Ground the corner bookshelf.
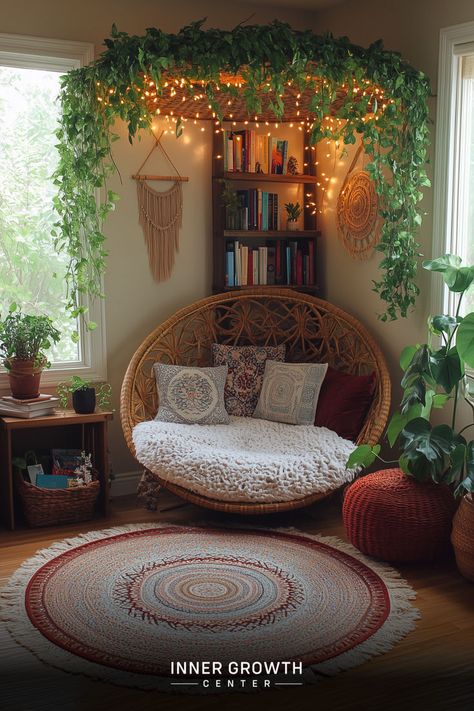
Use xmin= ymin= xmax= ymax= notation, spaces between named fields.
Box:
xmin=212 ymin=123 xmax=322 ymax=296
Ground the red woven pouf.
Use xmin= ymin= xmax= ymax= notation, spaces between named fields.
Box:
xmin=343 ymin=468 xmax=456 ymax=562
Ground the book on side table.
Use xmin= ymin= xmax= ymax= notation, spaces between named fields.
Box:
xmin=0 ymin=394 xmax=59 ymax=418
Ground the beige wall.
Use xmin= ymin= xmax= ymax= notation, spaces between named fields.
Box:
xmin=3 ymin=0 xmax=474 ymax=474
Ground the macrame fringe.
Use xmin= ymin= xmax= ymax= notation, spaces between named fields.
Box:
xmin=0 ymin=523 xmax=419 ymax=694
xmin=136 ymin=180 xmax=182 ymax=282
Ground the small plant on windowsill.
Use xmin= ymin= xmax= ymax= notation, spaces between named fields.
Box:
xmin=0 ymin=305 xmax=60 ymax=400
xmin=285 ymin=202 xmax=302 ymax=231
xmin=57 ymin=376 xmax=112 ymax=414
xmin=346 ymin=254 xmax=474 ymax=578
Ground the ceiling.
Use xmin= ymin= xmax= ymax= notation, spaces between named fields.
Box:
xmin=243 ymin=0 xmax=345 ymax=10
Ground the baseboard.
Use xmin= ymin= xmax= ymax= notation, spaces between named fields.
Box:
xmin=110 ymin=470 xmax=142 ymax=498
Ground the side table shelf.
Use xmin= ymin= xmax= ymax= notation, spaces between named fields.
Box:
xmin=0 ymin=410 xmax=113 ymax=530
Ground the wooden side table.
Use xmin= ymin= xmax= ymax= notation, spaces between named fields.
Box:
xmin=0 ymin=410 xmax=113 ymax=530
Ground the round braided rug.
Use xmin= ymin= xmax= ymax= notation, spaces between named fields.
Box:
xmin=1 ymin=524 xmax=418 ymax=691
xmin=336 ymin=170 xmax=380 ymax=259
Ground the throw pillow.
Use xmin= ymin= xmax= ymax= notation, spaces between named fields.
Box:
xmin=153 ymin=363 xmax=229 ymax=425
xmin=212 ymin=343 xmax=286 ymax=416
xmin=314 ymin=367 xmax=376 ymax=441
xmin=253 ymin=360 xmax=328 ymax=425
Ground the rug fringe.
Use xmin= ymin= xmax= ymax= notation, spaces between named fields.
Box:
xmin=0 ymin=522 xmax=419 ymax=693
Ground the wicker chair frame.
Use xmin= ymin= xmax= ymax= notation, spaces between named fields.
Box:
xmin=121 ymin=288 xmax=391 ymax=514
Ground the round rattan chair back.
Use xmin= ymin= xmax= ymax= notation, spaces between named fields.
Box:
xmin=121 ymin=288 xmax=391 ymax=513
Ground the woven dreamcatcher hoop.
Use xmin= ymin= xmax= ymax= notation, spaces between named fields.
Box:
xmin=132 ymin=132 xmax=188 ymax=282
xmin=336 ymin=145 xmax=380 ymax=260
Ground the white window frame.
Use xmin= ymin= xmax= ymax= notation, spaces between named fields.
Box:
xmin=0 ymin=34 xmax=107 ymax=389
xmin=433 ymin=21 xmax=474 ymax=316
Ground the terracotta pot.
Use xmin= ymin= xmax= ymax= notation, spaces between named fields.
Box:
xmin=72 ymin=387 xmax=96 ymax=414
xmin=6 ymin=358 xmax=44 ymax=399
xmin=451 ymin=494 xmax=474 ymax=582
xmin=343 ymin=468 xmax=457 ymax=562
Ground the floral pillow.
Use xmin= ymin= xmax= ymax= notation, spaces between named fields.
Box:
xmin=212 ymin=344 xmax=286 ymax=416
xmin=153 ymin=363 xmax=229 ymax=425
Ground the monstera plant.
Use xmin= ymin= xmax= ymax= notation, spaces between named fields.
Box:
xmin=348 ymin=254 xmax=474 ymax=497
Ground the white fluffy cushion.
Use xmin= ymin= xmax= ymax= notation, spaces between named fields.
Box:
xmin=133 ymin=416 xmax=355 ymax=503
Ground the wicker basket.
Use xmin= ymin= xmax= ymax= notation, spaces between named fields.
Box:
xmin=343 ymin=468 xmax=457 ymax=563
xmin=17 ymin=476 xmax=100 ymax=528
xmin=451 ymin=494 xmax=474 ymax=582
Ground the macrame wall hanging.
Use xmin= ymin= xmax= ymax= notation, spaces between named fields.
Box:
xmin=336 ymin=144 xmax=381 ymax=260
xmin=132 ymin=131 xmax=188 ymax=282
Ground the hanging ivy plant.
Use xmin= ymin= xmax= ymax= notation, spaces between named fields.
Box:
xmin=54 ymin=19 xmax=431 ymax=326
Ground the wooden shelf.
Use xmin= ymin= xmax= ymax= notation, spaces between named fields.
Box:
xmin=215 ymin=284 xmax=321 ymax=293
xmin=215 ymin=172 xmax=317 ymax=184
xmin=223 ymin=230 xmax=320 ymax=239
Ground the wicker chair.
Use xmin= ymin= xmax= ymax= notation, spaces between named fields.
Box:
xmin=121 ymin=288 xmax=391 ymax=514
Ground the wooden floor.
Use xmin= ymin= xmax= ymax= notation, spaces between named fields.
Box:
xmin=1 ymin=490 xmax=473 ymax=711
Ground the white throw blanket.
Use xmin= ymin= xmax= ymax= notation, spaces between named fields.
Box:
xmin=133 ymin=416 xmax=355 ymax=503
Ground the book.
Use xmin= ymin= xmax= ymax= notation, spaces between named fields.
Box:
xmin=35 ymin=473 xmax=77 ymax=489
xmin=51 ymin=449 xmax=82 ymax=476
xmin=308 ymin=241 xmax=315 ymax=285
xmin=225 ymin=244 xmax=235 ymax=287
xmin=241 ymin=245 xmax=249 ymax=286
xmin=267 ymin=246 xmax=276 ymax=285
xmin=252 ymin=249 xmax=259 ymax=284
xmin=269 ymin=138 xmax=288 ymax=174
xmin=2 ymin=394 xmax=53 ymax=406
xmin=248 ymin=249 xmax=254 ymax=286
xmin=0 ymin=404 xmax=57 ymax=419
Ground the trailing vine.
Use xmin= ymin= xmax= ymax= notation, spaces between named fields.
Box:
xmin=54 ymin=20 xmax=431 ymax=325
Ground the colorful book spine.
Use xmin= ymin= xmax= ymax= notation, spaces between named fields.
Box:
xmin=225 ymin=245 xmax=235 ymax=287
xmin=308 ymin=241 xmax=315 ymax=285
xmin=267 ymin=246 xmax=276 ymax=285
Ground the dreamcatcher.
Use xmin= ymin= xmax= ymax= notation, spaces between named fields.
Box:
xmin=336 ymin=144 xmax=381 ymax=260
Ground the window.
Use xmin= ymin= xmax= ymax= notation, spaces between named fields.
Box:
xmin=0 ymin=34 xmax=105 ymax=387
xmin=434 ymin=22 xmax=474 ymax=317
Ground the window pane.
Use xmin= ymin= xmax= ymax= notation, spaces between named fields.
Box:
xmin=465 ymin=71 xmax=474 ymax=315
xmin=0 ymin=65 xmax=79 ymax=363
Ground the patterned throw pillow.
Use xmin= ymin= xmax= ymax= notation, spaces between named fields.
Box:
xmin=253 ymin=360 xmax=328 ymax=425
xmin=153 ymin=364 xmax=229 ymax=425
xmin=212 ymin=344 xmax=286 ymax=416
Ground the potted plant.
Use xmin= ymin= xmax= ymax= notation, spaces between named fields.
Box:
xmin=0 ymin=307 xmax=60 ymax=399
xmin=347 ymin=255 xmax=474 ymax=571
xmin=220 ymin=181 xmax=240 ymax=230
xmin=285 ymin=202 xmax=302 ymax=231
xmin=57 ymin=376 xmax=112 ymax=414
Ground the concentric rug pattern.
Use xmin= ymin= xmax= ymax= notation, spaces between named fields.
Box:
xmin=0 ymin=525 xmax=419 ymax=691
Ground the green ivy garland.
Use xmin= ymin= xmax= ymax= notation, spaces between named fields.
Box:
xmin=54 ymin=20 xmax=431 ymax=327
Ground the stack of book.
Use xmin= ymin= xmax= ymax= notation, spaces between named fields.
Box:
xmin=223 ymin=130 xmax=289 ymax=174
xmin=225 ymin=240 xmax=315 ymax=287
xmin=0 ymin=394 xmax=59 ymax=419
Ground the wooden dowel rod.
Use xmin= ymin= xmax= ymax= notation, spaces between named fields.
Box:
xmin=132 ymin=174 xmax=189 ymax=182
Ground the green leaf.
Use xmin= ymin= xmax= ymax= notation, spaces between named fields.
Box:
xmin=432 ymin=393 xmax=450 ymax=408
xmin=457 ymin=313 xmax=474 ymax=369
xmin=429 ymin=347 xmax=464 ymax=392
xmin=346 ymin=444 xmax=379 ymax=469
xmin=86 ymin=321 xmax=98 ymax=331
xmin=423 ymin=254 xmax=461 ymax=273
xmin=430 ymin=315 xmax=457 ymax=335
xmin=400 ymin=345 xmax=417 ymax=371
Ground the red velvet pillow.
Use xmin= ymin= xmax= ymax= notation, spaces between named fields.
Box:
xmin=314 ymin=367 xmax=376 ymax=442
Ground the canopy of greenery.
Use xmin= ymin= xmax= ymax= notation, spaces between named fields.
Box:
xmin=348 ymin=255 xmax=474 ymax=497
xmin=55 ymin=20 xmax=431 ymax=324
